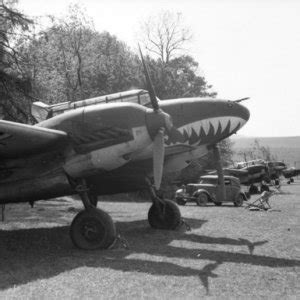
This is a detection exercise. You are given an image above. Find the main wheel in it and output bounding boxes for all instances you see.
[290,178,294,183]
[70,208,116,250]
[214,201,222,206]
[196,193,208,206]
[148,199,181,230]
[233,194,244,207]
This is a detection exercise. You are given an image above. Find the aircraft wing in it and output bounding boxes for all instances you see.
[0,120,69,158]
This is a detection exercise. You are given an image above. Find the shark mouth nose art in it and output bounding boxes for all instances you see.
[165,116,246,146]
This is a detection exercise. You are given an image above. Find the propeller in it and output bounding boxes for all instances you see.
[138,45,182,189]
[138,44,160,111]
[153,128,165,189]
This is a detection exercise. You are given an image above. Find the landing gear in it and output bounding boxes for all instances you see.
[147,179,181,230]
[70,179,116,250]
[89,193,98,207]
[148,199,181,229]
[70,208,116,250]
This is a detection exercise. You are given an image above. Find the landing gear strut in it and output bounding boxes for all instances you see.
[146,179,181,230]
[70,179,116,250]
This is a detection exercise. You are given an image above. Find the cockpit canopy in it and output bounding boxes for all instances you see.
[32,89,154,122]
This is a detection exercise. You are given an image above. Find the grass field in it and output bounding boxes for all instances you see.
[0,181,299,299]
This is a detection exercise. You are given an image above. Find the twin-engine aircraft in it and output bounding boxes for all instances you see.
[0,50,250,249]
[210,160,287,193]
[283,167,300,183]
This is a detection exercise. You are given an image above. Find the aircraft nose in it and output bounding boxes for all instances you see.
[162,98,250,146]
[231,101,250,123]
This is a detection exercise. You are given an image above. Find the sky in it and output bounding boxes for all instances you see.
[18,0,300,137]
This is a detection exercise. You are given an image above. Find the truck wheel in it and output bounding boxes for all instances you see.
[196,193,208,206]
[148,199,181,230]
[70,208,116,250]
[233,194,244,207]
[176,198,186,206]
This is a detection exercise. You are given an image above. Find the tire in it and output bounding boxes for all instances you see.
[214,201,222,206]
[290,178,294,183]
[195,193,208,206]
[70,208,116,250]
[233,194,244,207]
[148,199,181,230]
[176,198,186,206]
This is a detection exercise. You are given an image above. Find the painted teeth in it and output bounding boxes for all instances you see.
[171,117,245,145]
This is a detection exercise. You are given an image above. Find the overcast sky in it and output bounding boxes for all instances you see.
[18,0,300,137]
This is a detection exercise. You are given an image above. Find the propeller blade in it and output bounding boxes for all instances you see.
[212,145,226,201]
[153,128,165,190]
[138,44,160,111]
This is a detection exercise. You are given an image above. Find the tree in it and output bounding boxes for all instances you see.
[19,5,142,104]
[145,55,216,99]
[236,139,277,162]
[0,0,34,122]
[140,11,192,63]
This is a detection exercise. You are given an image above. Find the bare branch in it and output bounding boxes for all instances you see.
[140,11,192,63]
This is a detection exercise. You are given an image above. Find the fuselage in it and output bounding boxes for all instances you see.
[0,96,250,203]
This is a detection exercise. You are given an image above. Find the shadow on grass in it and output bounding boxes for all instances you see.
[0,218,299,293]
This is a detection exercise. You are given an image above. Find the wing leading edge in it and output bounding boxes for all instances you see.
[0,120,69,158]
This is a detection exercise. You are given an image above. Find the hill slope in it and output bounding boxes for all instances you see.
[231,136,300,167]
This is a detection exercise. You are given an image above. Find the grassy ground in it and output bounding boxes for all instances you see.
[0,181,299,299]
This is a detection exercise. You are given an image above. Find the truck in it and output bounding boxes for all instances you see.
[174,175,248,207]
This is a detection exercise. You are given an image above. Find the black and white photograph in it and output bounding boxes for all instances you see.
[0,0,299,298]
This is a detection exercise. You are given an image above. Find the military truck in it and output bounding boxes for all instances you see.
[175,175,248,207]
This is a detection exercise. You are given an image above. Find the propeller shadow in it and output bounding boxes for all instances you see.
[0,218,299,292]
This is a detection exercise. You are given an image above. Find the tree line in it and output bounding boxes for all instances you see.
[0,1,234,186]
[1,3,216,121]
